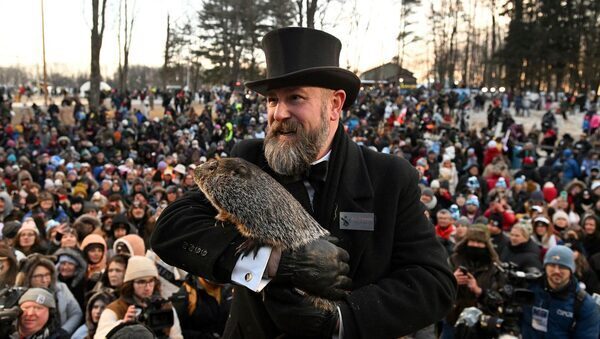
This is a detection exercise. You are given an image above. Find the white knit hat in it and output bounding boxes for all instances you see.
[552,210,569,224]
[123,256,158,282]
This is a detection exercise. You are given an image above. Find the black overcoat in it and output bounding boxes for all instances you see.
[151,127,456,338]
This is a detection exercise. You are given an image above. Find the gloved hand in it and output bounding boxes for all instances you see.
[276,237,351,300]
[263,285,340,338]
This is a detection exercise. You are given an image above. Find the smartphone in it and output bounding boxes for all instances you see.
[459,266,469,275]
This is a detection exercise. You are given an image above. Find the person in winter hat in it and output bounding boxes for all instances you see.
[443,225,503,336]
[55,247,88,310]
[14,217,47,256]
[16,253,83,335]
[520,245,600,337]
[95,256,183,338]
[12,287,67,339]
[72,290,115,339]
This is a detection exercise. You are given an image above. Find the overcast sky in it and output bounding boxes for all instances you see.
[0,0,499,82]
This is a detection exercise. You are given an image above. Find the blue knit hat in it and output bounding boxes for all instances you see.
[466,196,479,208]
[543,245,575,272]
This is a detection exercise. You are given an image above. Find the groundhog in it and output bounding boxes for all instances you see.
[193,157,336,310]
[193,157,330,249]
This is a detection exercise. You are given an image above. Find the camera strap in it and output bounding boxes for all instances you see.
[569,289,587,332]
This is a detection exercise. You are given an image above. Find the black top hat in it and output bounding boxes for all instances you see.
[245,27,360,109]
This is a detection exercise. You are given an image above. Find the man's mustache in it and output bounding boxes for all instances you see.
[270,120,301,135]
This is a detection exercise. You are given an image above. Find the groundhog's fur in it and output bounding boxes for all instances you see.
[194,157,336,311]
[193,157,329,250]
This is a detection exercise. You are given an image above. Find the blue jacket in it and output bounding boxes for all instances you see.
[521,277,600,339]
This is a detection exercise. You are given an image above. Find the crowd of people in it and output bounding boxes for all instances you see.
[0,81,599,338]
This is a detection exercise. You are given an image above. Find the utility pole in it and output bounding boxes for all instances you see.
[41,0,48,107]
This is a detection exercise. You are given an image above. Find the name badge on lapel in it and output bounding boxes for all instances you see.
[339,212,375,231]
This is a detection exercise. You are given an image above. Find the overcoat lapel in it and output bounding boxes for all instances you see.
[326,139,375,278]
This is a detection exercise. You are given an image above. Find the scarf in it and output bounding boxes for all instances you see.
[435,224,455,240]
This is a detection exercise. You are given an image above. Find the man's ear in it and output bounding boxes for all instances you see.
[330,90,346,121]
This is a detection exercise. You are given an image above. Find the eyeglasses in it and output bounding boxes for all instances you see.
[134,278,156,287]
[32,273,52,280]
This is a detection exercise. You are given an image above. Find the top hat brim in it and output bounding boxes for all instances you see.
[245,67,360,109]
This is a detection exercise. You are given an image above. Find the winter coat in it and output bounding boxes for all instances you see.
[0,191,14,222]
[520,277,600,338]
[447,244,505,325]
[94,295,183,339]
[500,238,543,271]
[54,281,84,334]
[72,290,114,339]
[55,247,88,311]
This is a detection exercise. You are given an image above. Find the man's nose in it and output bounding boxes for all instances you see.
[272,101,291,121]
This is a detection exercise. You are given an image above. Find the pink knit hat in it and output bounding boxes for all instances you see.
[17,218,39,236]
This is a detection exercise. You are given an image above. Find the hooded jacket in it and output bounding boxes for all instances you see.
[54,247,88,310]
[81,234,107,279]
[0,191,14,222]
[72,290,115,339]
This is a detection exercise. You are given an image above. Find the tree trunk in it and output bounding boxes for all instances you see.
[90,0,107,114]
[162,14,170,90]
[306,0,317,28]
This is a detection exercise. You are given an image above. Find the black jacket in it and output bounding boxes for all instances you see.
[500,238,542,271]
[151,126,456,338]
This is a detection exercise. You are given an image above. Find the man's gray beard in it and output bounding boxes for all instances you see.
[264,112,329,177]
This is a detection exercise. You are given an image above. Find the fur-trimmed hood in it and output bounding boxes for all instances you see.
[54,247,87,288]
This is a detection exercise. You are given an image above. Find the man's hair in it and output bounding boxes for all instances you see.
[437,209,451,217]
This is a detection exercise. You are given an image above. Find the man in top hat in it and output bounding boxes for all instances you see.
[152,27,455,338]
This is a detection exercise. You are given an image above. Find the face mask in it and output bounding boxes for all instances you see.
[464,246,490,262]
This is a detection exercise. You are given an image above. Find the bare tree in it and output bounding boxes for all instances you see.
[117,0,136,93]
[162,14,171,89]
[90,0,108,113]
[306,0,318,28]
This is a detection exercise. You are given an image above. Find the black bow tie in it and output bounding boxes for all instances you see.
[305,161,328,186]
[274,162,328,186]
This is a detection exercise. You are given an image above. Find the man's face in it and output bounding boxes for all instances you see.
[264,87,335,176]
[545,264,571,289]
[437,214,451,227]
[19,301,49,336]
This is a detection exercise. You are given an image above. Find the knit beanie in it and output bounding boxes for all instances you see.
[2,220,21,239]
[552,210,569,224]
[17,218,39,236]
[123,256,158,282]
[19,287,56,309]
[465,196,479,208]
[543,245,575,272]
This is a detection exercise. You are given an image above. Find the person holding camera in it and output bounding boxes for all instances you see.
[520,245,600,338]
[95,256,183,339]
[443,225,505,338]
[10,287,69,339]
